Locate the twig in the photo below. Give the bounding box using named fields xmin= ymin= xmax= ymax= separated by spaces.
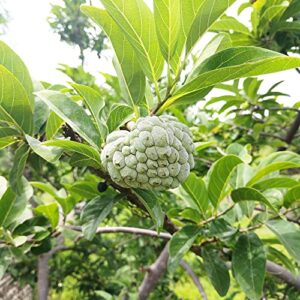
xmin=180 ymin=260 xmax=208 ymax=300
xmin=138 ymin=245 xmax=169 ymax=300
xmin=66 ymin=225 xmax=172 ymax=240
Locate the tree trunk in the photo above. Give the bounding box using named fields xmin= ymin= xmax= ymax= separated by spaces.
xmin=37 ymin=254 xmax=50 ymax=300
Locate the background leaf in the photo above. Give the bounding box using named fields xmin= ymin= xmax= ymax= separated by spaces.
xmin=208 ymin=155 xmax=242 ymax=207
xmin=202 ymin=248 xmax=230 ymax=296
xmin=232 ymin=233 xmax=266 ymax=300
xmin=37 ymin=90 xmax=101 ymax=148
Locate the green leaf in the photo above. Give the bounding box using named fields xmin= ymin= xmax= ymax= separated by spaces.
xmin=168 ymin=225 xmax=200 ymax=271
xmin=0 ymin=137 xmax=16 ymax=150
xmin=231 ymin=187 xmax=276 ymax=212
xmin=0 ymin=127 xmax=19 ymax=138
xmin=284 ymin=185 xmax=300 ymax=207
xmin=194 ymin=141 xmax=216 ymax=151
xmin=185 ymin=0 xmax=236 ymax=53
xmin=153 ymin=0 xmax=180 ymax=63
xmin=36 ymin=90 xmax=101 ymax=148
xmin=9 ymin=144 xmax=30 ymax=195
xmin=81 ymin=195 xmax=118 ymax=240
xmin=0 ymin=65 xmax=33 ymax=133
xmin=31 ymin=181 xmax=58 ymax=198
xmin=266 ymin=219 xmax=300 ymax=263
xmin=134 ymin=189 xmax=164 ymax=233
xmin=210 ymin=16 xmax=251 ymax=35
xmin=107 ymin=104 xmax=134 ymax=132
xmin=182 ymin=173 xmax=208 ymax=215
xmin=71 ymin=83 xmax=105 ymax=137
xmin=208 ymin=155 xmax=243 ymax=207
xmin=202 ymin=248 xmax=230 ymax=296
xmin=43 ymin=140 xmax=101 ymax=168
xmin=26 ymin=135 xmax=63 ymax=163
xmin=0 ymin=181 xmax=31 ymax=228
xmin=0 ymin=41 xmax=33 ymax=107
xmin=253 ymin=177 xmax=299 ymax=191
xmin=188 ymin=33 xmax=232 ymax=81
xmin=162 ymin=47 xmax=300 ymax=109
xmin=247 ymin=152 xmax=300 ymax=186
xmin=268 ymin=246 xmax=295 ymax=273
xmin=70 ymin=182 xmax=99 ymax=199
xmin=232 ymin=233 xmax=266 ymax=300
xmin=34 ymin=203 xmax=59 ymax=228
xmin=0 ymin=249 xmax=12 ymax=279
xmin=81 ymin=6 xmax=146 ymax=105
xmin=89 ymin=1 xmax=163 ymax=82
xmin=45 ymin=111 xmax=64 ymax=140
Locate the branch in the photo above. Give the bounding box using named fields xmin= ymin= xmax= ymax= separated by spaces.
xmin=180 ymin=260 xmax=208 ymax=300
xmin=266 ymin=261 xmax=300 ymax=289
xmin=67 ymin=225 xmax=172 ymax=240
xmin=138 ymin=244 xmax=169 ymax=300
xmin=283 ymin=112 xmax=300 ymax=145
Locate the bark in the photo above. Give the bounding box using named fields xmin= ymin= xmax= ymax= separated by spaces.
xmin=284 ymin=112 xmax=300 ymax=145
xmin=138 ymin=245 xmax=169 ymax=300
xmin=266 ymin=261 xmax=300 ymax=289
xmin=37 ymin=254 xmax=50 ymax=300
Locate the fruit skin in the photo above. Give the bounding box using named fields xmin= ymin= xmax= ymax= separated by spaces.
xmin=101 ymin=115 xmax=195 ymax=191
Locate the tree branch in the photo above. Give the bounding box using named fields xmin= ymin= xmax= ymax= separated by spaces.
xmin=180 ymin=260 xmax=208 ymax=300
xmin=138 ymin=244 xmax=169 ymax=300
xmin=66 ymin=225 xmax=172 ymax=240
xmin=266 ymin=261 xmax=300 ymax=289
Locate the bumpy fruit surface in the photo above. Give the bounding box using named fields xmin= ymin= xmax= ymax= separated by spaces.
xmin=101 ymin=115 xmax=195 ymax=190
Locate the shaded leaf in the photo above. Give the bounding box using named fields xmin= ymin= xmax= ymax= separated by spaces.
xmin=107 ymin=104 xmax=134 ymax=132
xmin=202 ymin=248 xmax=230 ymax=296
xmin=208 ymin=155 xmax=242 ymax=207
xmin=81 ymin=195 xmax=118 ymax=240
xmin=36 ymin=90 xmax=101 ymax=148
xmin=232 ymin=233 xmax=266 ymax=300
xmin=266 ymin=219 xmax=300 ymax=263
xmin=168 ymin=225 xmax=200 ymax=271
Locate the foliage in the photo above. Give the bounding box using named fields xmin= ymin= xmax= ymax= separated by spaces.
xmin=48 ymin=0 xmax=106 ymax=64
xmin=1 ymin=0 xmax=300 ymax=299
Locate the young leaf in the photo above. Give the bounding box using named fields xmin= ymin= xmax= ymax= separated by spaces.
xmin=96 ymin=0 xmax=164 ymax=82
xmin=266 ymin=219 xmax=300 ymax=263
xmin=182 ymin=173 xmax=208 ymax=215
xmin=0 ymin=183 xmax=31 ymax=228
xmin=71 ymin=82 xmax=105 ymax=137
xmin=232 ymin=233 xmax=266 ymax=300
xmin=0 ymin=41 xmax=33 ymax=107
xmin=43 ymin=140 xmax=102 ymax=168
xmin=81 ymin=195 xmax=118 ymax=240
xmin=202 ymin=248 xmax=230 ymax=297
xmin=168 ymin=225 xmax=200 ymax=271
xmin=0 ymin=65 xmax=33 ymax=134
xmin=247 ymin=152 xmax=300 ymax=186
xmin=185 ymin=0 xmax=236 ymax=53
xmin=231 ymin=187 xmax=277 ymax=212
xmin=36 ymin=90 xmax=101 ymax=148
xmin=162 ymin=47 xmax=300 ymax=109
xmin=107 ymin=104 xmax=134 ymax=132
xmin=207 ymin=155 xmax=243 ymax=207
xmin=253 ymin=177 xmax=298 ymax=191
xmin=283 ymin=185 xmax=300 ymax=207
xmin=26 ymin=135 xmax=63 ymax=163
xmin=0 ymin=137 xmax=16 ymax=150
xmin=134 ymin=189 xmax=164 ymax=233
xmin=210 ymin=16 xmax=251 ymax=35
xmin=9 ymin=144 xmax=30 ymax=195
xmin=153 ymin=0 xmax=180 ymax=63
xmin=188 ymin=33 xmax=232 ymax=81
xmin=45 ymin=111 xmax=64 ymax=140
xmin=34 ymin=203 xmax=59 ymax=229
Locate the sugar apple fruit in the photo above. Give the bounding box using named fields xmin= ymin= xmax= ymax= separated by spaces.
xmin=101 ymin=115 xmax=195 ymax=190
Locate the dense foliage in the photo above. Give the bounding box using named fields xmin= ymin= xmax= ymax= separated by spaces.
xmin=1 ymin=0 xmax=300 ymax=299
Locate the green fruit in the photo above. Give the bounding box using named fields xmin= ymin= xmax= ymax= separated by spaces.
xmin=101 ymin=116 xmax=195 ymax=190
